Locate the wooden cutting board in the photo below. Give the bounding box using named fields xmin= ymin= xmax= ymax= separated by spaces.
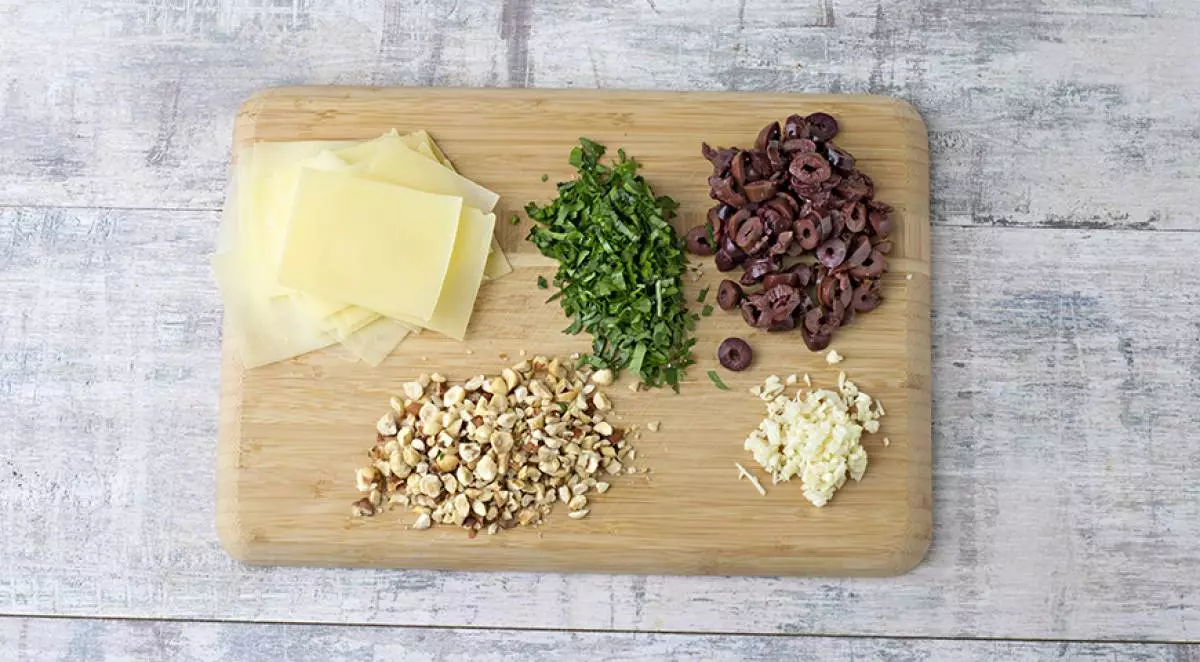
xmin=217 ymin=87 xmax=931 ymax=576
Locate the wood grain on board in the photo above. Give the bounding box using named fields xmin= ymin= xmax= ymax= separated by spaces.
xmin=217 ymin=87 xmax=931 ymax=576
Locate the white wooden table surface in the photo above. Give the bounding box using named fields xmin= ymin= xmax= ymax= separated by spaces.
xmin=1 ymin=0 xmax=1198 ymax=659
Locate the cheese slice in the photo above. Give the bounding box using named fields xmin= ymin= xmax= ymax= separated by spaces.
xmin=276 ymin=168 xmax=463 ymax=321
xmin=391 ymin=207 xmax=496 ymax=340
xmin=213 ymin=249 xmax=338 ymax=368
xmin=372 ymin=131 xmax=511 ymax=282
xmin=338 ymin=318 xmax=413 ymax=366
xmin=244 ymin=141 xmax=358 ymax=271
xmin=328 ymin=305 xmax=381 ymax=340
xmin=338 ymin=134 xmax=500 ymax=212
xmin=483 ymin=241 xmax=512 ymax=281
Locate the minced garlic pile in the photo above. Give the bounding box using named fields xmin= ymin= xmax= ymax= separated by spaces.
xmin=743 ymin=372 xmax=885 ymax=507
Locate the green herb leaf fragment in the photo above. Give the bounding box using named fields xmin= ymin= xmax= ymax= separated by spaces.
xmin=702 ymin=304 xmax=714 ymax=317
xmin=537 ymin=275 xmax=549 ymax=289
xmin=707 ymin=370 xmax=730 ymax=390
xmin=697 ymin=286 xmax=710 ymax=303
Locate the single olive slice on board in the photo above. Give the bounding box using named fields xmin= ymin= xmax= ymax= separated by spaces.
xmin=685 ymin=225 xmax=716 ymax=256
xmin=717 ymin=337 xmax=754 ymax=371
xmin=716 ymin=279 xmax=744 ymax=311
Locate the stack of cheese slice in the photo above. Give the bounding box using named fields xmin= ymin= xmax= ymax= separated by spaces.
xmin=214 ymin=130 xmax=510 ymax=368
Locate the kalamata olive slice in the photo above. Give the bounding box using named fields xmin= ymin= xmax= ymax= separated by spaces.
xmin=788 ymin=262 xmax=814 ymax=288
xmin=764 ymin=284 xmax=802 ymax=320
xmin=873 ymin=240 xmax=893 ymax=254
xmin=852 ymin=283 xmax=883 ymax=312
xmin=740 ymin=295 xmax=772 ymax=328
xmin=827 ymin=210 xmax=843 ymax=238
xmin=793 ymin=213 xmax=821 ymax=250
xmin=710 ymin=177 xmax=747 ymax=206
xmin=840 ymin=304 xmax=856 ymax=327
xmin=804 ymin=306 xmax=828 ymax=333
xmin=824 ymin=142 xmax=855 ymax=171
xmin=743 ymin=180 xmax=778 ymax=203
xmin=836 ymin=173 xmax=872 ymax=201
xmin=708 ymin=207 xmax=727 ymax=244
xmin=717 ymin=337 xmax=754 ymax=371
xmin=720 ymin=235 xmax=746 ymax=262
xmin=816 ymin=274 xmax=835 ymax=308
xmin=805 ymin=112 xmax=839 ymax=141
xmin=739 ymin=257 xmax=778 ymax=285
xmin=768 ymin=316 xmax=796 ymax=332
xmin=730 ymin=151 xmax=749 ymax=186
xmin=765 ymin=211 xmax=792 ymax=237
xmin=816 ymin=237 xmax=848 ymax=268
xmin=755 ymin=121 xmax=781 ymax=151
xmin=836 ymin=273 xmax=854 ymax=309
xmin=849 ymin=250 xmax=886 ymax=278
xmin=685 ymin=225 xmax=716 ymax=256
xmin=776 ymin=191 xmax=801 ymax=216
xmin=869 ymin=204 xmax=893 ymax=237
xmin=801 ymin=325 xmax=833 ymax=352
xmin=783 ymin=114 xmax=809 ymax=140
xmin=846 ymin=234 xmax=873 ymax=267
xmin=716 ymin=279 xmax=744 ymax=311
xmin=734 ymin=216 xmax=765 ymax=253
xmin=714 ymin=249 xmax=739 ymax=272
xmin=725 ymin=207 xmax=750 ymax=237
xmin=789 ymin=153 xmax=832 ymax=185
xmin=766 ymin=143 xmax=785 ymax=172
xmin=762 ymin=197 xmax=795 ymax=223
xmin=762 ymin=272 xmax=801 ymax=290
xmin=845 ymin=202 xmax=868 ymax=233
xmin=748 ymin=150 xmax=771 ymax=180
xmin=781 ymin=138 xmax=818 ymax=154
xmin=703 ymin=145 xmax=736 ymax=176
xmin=768 ymin=231 xmax=794 ymax=256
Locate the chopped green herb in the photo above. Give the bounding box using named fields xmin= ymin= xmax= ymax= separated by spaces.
xmin=510 ymin=215 xmax=521 ymax=226
xmin=702 ymin=304 xmax=714 ymax=317
xmin=525 ymin=138 xmax=695 ymax=391
xmin=697 ymin=286 xmax=710 ymax=303
xmin=705 ymin=222 xmax=715 ymax=247
xmin=537 ymin=275 xmax=549 ymax=289
xmin=541 ymin=174 xmax=549 ymax=182
xmin=707 ymin=370 xmax=730 ymax=390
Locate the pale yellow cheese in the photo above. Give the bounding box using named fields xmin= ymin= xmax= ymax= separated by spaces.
xmin=338 ymin=133 xmax=500 ymax=212
xmin=391 ymin=207 xmax=496 ymax=340
xmin=340 ymin=131 xmax=512 ymax=283
xmin=212 ymin=248 xmax=337 ymax=368
xmin=327 ymin=306 xmax=378 ymax=340
xmin=378 ymin=131 xmax=511 ymax=282
xmin=337 ymin=318 xmax=412 ymax=367
xmin=276 ymin=168 xmax=463 ymax=321
xmin=278 ymin=150 xmax=382 ymax=328
xmin=244 ymin=141 xmax=358 ymax=271
xmin=483 ymin=239 xmax=513 ymax=281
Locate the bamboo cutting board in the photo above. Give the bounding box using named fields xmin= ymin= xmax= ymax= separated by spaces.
xmin=218 ymin=87 xmax=931 ymax=576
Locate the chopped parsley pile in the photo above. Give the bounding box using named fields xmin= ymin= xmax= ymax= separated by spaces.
xmin=525 ymin=138 xmax=695 ymax=391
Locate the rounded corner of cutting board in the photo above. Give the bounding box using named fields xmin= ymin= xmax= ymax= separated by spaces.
xmin=876 ymin=505 xmax=933 ymax=577
xmin=216 ymin=508 xmax=259 ymax=564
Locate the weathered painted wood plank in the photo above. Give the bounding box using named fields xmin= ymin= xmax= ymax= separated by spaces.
xmin=0 ymin=1 xmax=1197 ymax=230
xmin=1 ymin=206 xmax=1196 ymax=639
xmin=0 ymin=617 xmax=1195 ymax=662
